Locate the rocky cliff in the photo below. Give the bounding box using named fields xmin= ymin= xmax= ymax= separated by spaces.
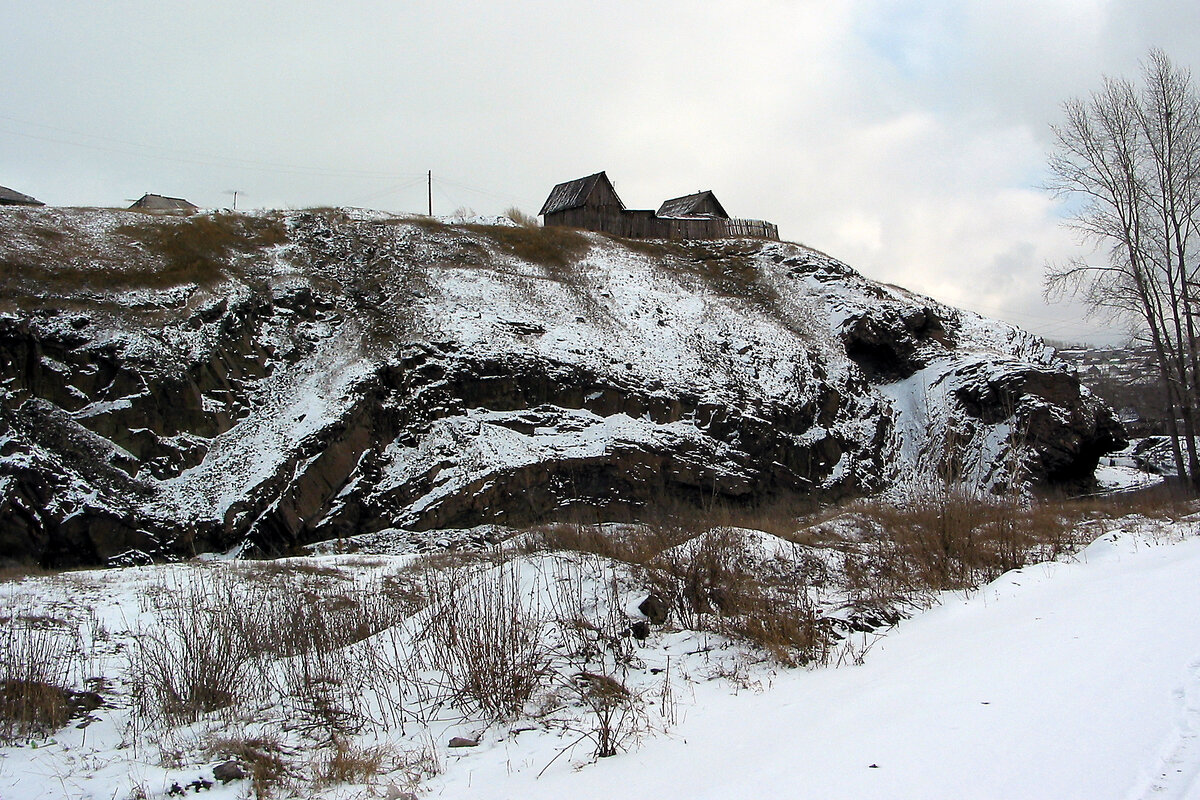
xmin=0 ymin=207 xmax=1124 ymax=565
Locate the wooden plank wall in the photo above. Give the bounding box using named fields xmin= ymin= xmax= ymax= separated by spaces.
xmin=546 ymin=211 xmax=779 ymax=241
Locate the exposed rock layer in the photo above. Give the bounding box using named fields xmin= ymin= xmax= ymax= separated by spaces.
xmin=0 ymin=208 xmax=1124 ymax=565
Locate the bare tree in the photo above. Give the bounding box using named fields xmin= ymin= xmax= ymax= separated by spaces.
xmin=1047 ymin=50 xmax=1200 ymax=487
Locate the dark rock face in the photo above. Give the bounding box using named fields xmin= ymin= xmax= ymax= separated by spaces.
xmin=841 ymin=305 xmax=949 ymax=381
xmin=0 ymin=208 xmax=1124 ymax=565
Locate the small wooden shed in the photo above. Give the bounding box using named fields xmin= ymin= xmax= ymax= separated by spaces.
xmin=129 ymin=193 xmax=199 ymax=213
xmin=0 ymin=186 xmax=45 ymax=207
xmin=656 ymin=191 xmax=729 ymax=220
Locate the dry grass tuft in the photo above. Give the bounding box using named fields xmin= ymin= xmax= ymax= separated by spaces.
xmin=207 ymin=734 xmax=292 ymax=798
xmin=314 ymin=735 xmax=393 ymax=787
xmin=503 ymin=207 xmax=540 ymax=228
xmin=464 ymin=223 xmax=590 ymax=271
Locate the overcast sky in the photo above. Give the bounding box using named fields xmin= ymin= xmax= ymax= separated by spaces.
xmin=5 ymin=1 xmax=1200 ymax=345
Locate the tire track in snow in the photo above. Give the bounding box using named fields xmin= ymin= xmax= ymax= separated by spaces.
xmin=1132 ymin=657 xmax=1200 ymax=799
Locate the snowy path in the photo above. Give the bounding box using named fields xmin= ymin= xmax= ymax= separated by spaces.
xmin=1131 ymin=656 xmax=1200 ymax=799
xmin=439 ymin=527 xmax=1200 ymax=800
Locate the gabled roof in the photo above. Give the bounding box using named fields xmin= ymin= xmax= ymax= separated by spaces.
xmin=130 ymin=193 xmax=198 ymax=212
xmin=539 ymin=171 xmax=624 ymax=216
xmin=0 ymin=185 xmax=45 ymax=206
xmin=657 ymin=190 xmax=728 ymax=219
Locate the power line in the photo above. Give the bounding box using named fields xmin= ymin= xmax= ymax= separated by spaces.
xmin=0 ymin=114 xmax=424 ymax=180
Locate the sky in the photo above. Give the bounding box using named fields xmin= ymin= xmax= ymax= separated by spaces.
xmin=4 ymin=1 xmax=1200 ymax=345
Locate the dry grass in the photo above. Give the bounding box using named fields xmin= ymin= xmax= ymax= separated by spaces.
xmin=464 ymin=223 xmax=590 ymax=271
xmin=522 ymin=522 xmax=687 ymax=567
xmin=114 ymin=213 xmax=287 ymax=288
xmin=1 ymin=212 xmax=287 ymax=297
xmin=206 ymin=734 xmax=292 ymax=799
xmin=0 ymin=564 xmax=55 ymax=584
xmin=615 ymin=237 xmax=775 ymax=304
xmin=314 ymin=735 xmax=393 ymax=787
xmin=503 ymin=207 xmax=540 ymax=228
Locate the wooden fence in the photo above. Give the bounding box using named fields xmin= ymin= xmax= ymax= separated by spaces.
xmin=723 ymin=219 xmax=779 ymax=240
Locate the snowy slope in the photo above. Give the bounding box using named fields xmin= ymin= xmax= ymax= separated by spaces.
xmin=2 ymin=516 xmax=1197 ymax=799
xmin=431 ymin=520 xmax=1200 ymax=800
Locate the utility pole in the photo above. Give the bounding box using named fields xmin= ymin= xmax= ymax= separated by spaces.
xmin=427 ymin=170 xmax=432 ymax=216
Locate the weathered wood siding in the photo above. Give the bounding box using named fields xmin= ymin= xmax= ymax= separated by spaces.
xmin=723 ymin=219 xmax=779 ymax=240
xmin=548 ymin=210 xmax=777 ymax=241
xmin=663 ymin=217 xmax=724 ymax=240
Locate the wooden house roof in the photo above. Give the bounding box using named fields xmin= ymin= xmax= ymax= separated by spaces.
xmin=130 ymin=193 xmax=198 ymax=212
xmin=539 ymin=171 xmax=624 ymax=216
xmin=0 ymin=185 xmax=45 ymax=206
xmin=657 ymin=190 xmax=728 ymax=219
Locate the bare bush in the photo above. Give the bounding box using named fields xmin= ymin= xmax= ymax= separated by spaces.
xmin=652 ymin=528 xmax=830 ymax=666
xmin=128 ymin=571 xmax=258 ymax=726
xmin=415 ymin=561 xmax=552 ymax=720
xmin=0 ymin=608 xmax=85 ymax=741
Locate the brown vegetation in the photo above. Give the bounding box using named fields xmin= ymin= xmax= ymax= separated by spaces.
xmin=464 ymin=223 xmax=590 ymax=271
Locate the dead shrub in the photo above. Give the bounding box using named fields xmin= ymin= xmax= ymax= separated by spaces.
xmin=0 ymin=607 xmax=84 ymax=741
xmin=842 ymin=489 xmax=1081 ymax=599
xmin=415 ymin=561 xmax=552 ymax=720
xmin=571 ymin=671 xmax=641 ymax=758
xmin=221 ymin=566 xmax=413 ymax=736
xmin=129 ymin=572 xmax=258 ymax=725
xmin=651 ymin=527 xmax=830 ymax=666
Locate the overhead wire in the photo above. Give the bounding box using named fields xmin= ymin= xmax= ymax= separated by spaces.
xmin=0 ymin=113 xmax=424 ymax=180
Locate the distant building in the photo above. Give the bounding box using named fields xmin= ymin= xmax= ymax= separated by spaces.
xmin=0 ymin=185 xmax=45 ymax=207
xmin=129 ymin=193 xmax=198 ymax=213
xmin=539 ymin=171 xmax=778 ymax=240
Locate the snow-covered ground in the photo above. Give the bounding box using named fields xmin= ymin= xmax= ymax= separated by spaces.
xmin=438 ymin=520 xmax=1200 ymax=800
xmin=3 ymin=512 xmax=1199 ymax=800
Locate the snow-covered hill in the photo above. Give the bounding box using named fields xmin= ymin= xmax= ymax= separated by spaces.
xmin=0 ymin=207 xmax=1123 ymax=565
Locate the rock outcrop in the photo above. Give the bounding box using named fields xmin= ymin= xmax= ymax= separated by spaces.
xmin=0 ymin=208 xmax=1123 ymax=565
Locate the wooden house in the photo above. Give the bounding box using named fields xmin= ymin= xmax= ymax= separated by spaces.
xmin=539 ymin=172 xmax=777 ymax=241
xmin=0 ymin=186 xmax=45 ymax=207
xmin=129 ymin=193 xmax=199 ymax=213
xmin=539 ymin=172 xmax=628 ymax=234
